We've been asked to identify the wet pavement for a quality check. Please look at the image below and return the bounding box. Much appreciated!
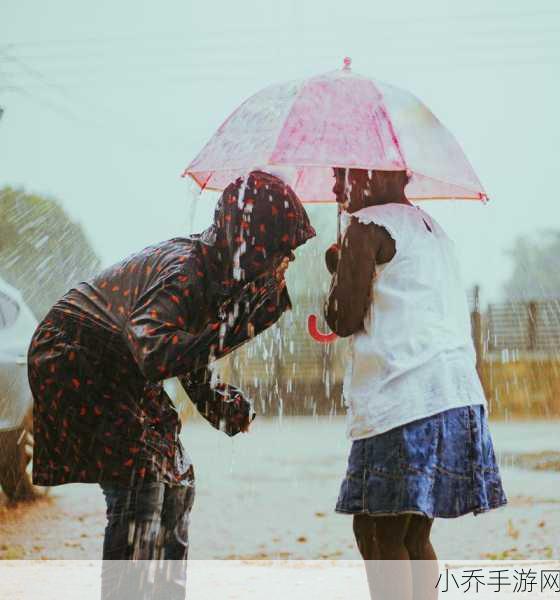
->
[0,418,558,561]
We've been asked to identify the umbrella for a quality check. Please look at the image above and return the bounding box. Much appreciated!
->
[182,57,487,341]
[183,57,487,203]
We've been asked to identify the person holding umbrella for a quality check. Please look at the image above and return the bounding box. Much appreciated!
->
[181,57,502,596]
[325,167,506,599]
[28,170,315,598]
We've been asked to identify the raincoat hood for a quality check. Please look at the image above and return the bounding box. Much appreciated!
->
[195,170,316,305]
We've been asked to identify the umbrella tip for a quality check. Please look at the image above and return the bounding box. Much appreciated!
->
[342,56,352,71]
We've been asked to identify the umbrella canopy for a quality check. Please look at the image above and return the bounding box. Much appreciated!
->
[183,58,487,203]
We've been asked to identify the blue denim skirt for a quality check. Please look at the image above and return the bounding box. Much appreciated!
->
[335,405,507,519]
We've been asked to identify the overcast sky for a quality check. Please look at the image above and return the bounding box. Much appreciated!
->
[1,0,559,305]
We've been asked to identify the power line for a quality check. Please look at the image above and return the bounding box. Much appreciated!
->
[1,30,557,138]
[3,32,560,81]
[3,84,86,124]
[0,25,557,89]
[2,22,559,66]
[2,7,560,48]
[2,37,559,72]
[1,55,557,99]
[1,43,557,91]
[0,51,178,153]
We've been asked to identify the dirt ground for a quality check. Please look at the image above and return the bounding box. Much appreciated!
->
[0,418,558,561]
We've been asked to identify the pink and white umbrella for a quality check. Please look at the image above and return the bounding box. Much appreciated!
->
[182,58,488,342]
[182,57,487,203]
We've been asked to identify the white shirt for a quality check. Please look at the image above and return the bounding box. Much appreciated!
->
[343,203,487,440]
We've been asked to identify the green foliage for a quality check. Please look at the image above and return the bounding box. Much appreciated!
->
[503,231,560,300]
[0,187,101,320]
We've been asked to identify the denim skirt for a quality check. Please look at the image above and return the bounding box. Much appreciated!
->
[335,404,507,519]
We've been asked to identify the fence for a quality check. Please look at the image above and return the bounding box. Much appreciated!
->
[486,300,560,355]
[470,286,560,359]
[178,288,560,419]
[470,286,560,417]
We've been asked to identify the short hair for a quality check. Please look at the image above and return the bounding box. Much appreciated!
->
[333,168,410,186]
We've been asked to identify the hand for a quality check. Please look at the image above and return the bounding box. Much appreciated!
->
[237,410,256,433]
[274,252,295,291]
[217,384,255,436]
[224,399,255,435]
[275,255,291,283]
[325,243,340,275]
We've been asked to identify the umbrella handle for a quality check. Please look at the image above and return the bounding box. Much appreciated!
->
[307,314,338,343]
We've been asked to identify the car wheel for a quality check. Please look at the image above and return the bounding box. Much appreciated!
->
[0,407,40,504]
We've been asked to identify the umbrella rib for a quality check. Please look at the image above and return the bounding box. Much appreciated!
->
[373,81,486,198]
[183,91,258,177]
[187,172,213,192]
[408,170,487,198]
[267,79,307,167]
[371,78,409,169]
[187,171,484,200]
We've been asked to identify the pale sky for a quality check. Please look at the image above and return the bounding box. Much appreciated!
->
[1,0,559,305]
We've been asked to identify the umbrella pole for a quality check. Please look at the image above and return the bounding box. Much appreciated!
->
[337,203,342,247]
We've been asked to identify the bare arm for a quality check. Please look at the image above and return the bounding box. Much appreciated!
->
[324,220,394,337]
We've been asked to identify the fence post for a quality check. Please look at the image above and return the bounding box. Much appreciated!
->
[528,301,538,351]
[471,285,483,376]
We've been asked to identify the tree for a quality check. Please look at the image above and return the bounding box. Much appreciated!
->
[0,187,101,320]
[503,231,560,301]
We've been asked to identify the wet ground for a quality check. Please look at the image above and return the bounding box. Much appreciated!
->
[0,418,558,561]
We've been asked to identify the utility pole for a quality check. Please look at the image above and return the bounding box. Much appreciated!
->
[471,285,483,376]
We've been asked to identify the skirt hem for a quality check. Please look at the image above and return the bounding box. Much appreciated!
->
[334,499,508,519]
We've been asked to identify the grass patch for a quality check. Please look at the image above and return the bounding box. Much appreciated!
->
[0,544,26,560]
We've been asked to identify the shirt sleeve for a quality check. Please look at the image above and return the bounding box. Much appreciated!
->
[324,219,378,337]
[124,273,291,382]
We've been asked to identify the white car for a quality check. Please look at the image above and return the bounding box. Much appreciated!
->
[0,277,38,502]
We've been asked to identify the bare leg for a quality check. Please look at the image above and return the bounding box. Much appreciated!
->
[405,516,438,600]
[354,514,413,600]
[353,514,379,597]
[353,514,379,560]
[375,515,411,560]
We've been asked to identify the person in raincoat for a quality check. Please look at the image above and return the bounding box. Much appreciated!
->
[28,170,315,597]
[325,168,506,600]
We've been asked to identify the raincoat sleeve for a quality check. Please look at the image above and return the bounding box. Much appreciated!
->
[176,276,290,435]
[124,273,291,382]
[178,370,255,437]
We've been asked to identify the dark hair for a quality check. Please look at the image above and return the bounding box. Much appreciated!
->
[333,167,410,186]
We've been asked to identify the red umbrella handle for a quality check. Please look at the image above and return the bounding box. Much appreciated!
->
[307,314,338,343]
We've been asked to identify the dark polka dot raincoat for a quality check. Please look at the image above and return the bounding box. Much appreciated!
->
[28,171,316,487]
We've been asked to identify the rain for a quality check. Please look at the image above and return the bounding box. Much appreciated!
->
[1,0,560,599]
